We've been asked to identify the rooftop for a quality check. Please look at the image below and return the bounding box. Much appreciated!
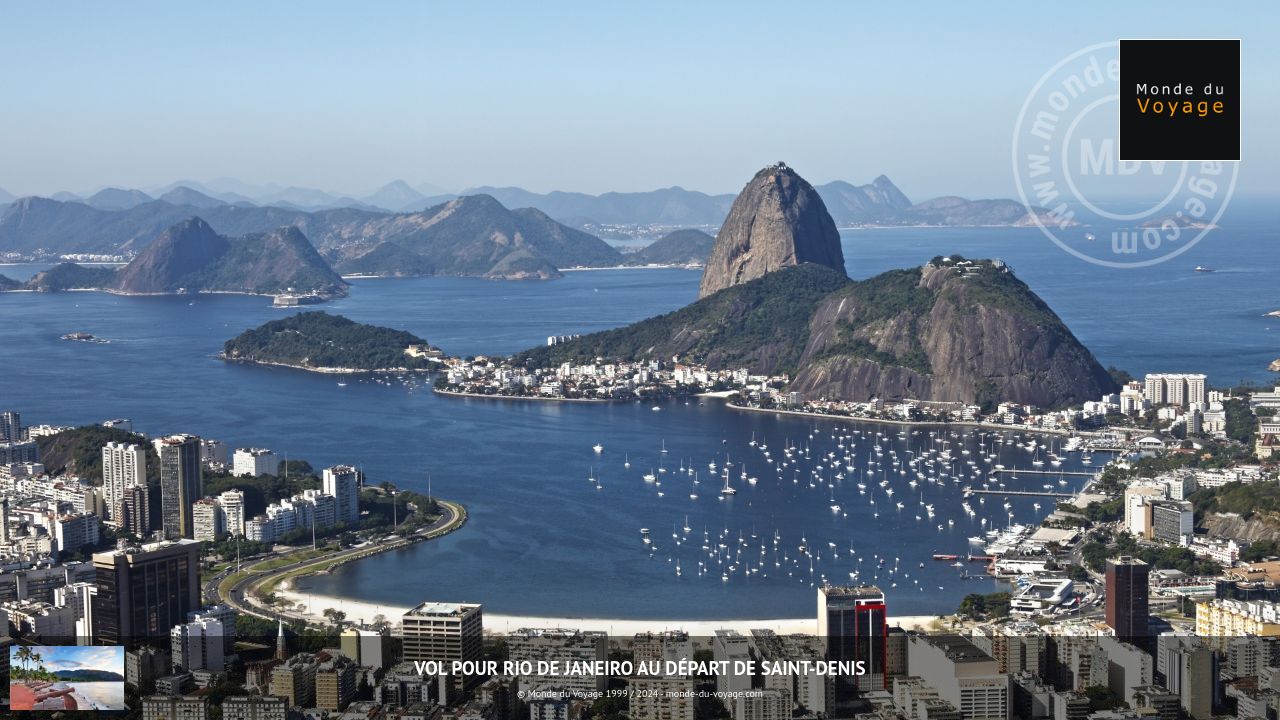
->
[915,634,995,664]
[404,601,481,618]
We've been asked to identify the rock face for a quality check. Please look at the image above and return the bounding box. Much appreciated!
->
[788,259,1117,408]
[698,163,845,298]
[114,218,228,292]
[112,217,346,295]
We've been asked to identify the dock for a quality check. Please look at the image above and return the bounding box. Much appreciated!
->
[993,468,1098,477]
[966,489,1075,499]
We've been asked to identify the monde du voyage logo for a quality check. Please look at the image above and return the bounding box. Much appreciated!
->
[1013,40,1241,268]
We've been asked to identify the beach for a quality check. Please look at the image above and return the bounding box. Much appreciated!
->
[277,587,942,635]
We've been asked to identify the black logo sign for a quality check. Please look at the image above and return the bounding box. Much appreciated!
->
[1120,39,1240,161]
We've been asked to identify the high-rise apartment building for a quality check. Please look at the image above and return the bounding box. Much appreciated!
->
[156,435,202,539]
[102,441,146,525]
[1106,557,1150,642]
[322,465,360,525]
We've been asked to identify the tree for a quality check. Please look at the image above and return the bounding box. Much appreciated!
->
[322,607,348,628]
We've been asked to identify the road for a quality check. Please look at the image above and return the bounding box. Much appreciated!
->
[209,499,466,623]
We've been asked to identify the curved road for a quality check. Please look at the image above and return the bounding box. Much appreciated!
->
[212,499,467,623]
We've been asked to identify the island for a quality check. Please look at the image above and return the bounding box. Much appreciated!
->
[221,311,442,373]
[60,332,109,344]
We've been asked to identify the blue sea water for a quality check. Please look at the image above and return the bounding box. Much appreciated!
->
[0,204,1276,619]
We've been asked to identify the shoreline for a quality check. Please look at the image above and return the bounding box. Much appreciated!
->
[560,264,703,272]
[432,387,616,403]
[275,588,942,634]
[725,401,1096,438]
[220,354,436,375]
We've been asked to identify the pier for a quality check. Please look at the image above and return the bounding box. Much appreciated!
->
[993,468,1098,477]
[966,489,1075,499]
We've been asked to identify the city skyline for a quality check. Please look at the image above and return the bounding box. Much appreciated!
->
[2,1,1277,199]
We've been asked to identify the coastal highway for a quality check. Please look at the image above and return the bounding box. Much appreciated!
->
[210,499,467,623]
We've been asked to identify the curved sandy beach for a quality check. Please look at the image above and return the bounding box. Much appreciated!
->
[277,587,942,634]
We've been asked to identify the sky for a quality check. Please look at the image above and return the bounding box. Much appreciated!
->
[10,645,124,673]
[1,1,1276,199]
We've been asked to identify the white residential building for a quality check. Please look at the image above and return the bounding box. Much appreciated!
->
[102,441,146,525]
[217,489,246,537]
[322,465,360,525]
[192,498,223,542]
[232,448,277,478]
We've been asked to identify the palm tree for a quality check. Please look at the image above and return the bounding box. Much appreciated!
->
[15,646,32,682]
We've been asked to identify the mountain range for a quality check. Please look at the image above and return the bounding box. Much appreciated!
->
[0,191,623,277]
[0,173,1058,253]
[515,163,1116,408]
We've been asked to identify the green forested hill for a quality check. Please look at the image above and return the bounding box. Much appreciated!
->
[223,311,438,371]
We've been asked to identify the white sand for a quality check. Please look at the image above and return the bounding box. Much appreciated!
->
[276,587,942,635]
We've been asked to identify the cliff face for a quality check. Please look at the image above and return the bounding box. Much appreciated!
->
[113,217,228,293]
[789,260,1117,408]
[698,163,845,298]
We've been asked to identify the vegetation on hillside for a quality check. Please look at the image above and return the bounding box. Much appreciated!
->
[24,262,118,291]
[1079,531,1221,576]
[223,311,438,371]
[812,267,934,374]
[512,263,852,373]
[35,425,159,483]
[1191,481,1280,521]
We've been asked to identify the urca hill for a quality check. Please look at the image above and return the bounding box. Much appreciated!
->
[517,163,1117,409]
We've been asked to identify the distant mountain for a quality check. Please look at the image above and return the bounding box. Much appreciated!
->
[25,262,119,291]
[319,194,621,279]
[813,176,1060,227]
[0,193,618,277]
[113,217,347,295]
[625,229,715,266]
[813,176,912,223]
[362,180,427,211]
[52,669,125,682]
[0,197,191,254]
[84,187,154,211]
[256,186,343,209]
[0,187,15,204]
[50,191,82,202]
[159,186,228,209]
[336,241,436,277]
[0,273,22,291]
[455,186,736,226]
[902,196,1051,226]
[415,181,451,197]
[700,163,845,298]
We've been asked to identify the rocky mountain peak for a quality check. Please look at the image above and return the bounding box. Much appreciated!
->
[698,163,845,298]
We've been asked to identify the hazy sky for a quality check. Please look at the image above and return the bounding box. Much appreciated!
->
[2,2,1275,199]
